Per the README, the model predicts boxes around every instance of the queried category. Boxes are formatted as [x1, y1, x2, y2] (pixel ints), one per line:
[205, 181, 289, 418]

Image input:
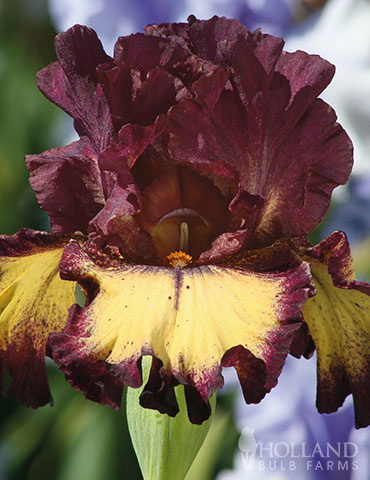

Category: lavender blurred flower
[324, 175, 370, 246]
[218, 356, 370, 480]
[48, 0, 297, 52]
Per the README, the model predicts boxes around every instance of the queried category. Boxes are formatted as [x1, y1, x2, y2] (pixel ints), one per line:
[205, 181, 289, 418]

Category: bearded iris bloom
[0, 16, 369, 428]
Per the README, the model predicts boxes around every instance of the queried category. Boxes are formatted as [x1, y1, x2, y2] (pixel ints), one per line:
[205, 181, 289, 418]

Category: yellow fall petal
[303, 258, 370, 427]
[0, 233, 75, 407]
[51, 241, 311, 417]
[296, 231, 370, 428]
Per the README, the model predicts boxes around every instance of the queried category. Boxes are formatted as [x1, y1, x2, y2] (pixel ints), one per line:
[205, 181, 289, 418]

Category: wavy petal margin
[166, 16, 353, 247]
[49, 241, 313, 423]
[26, 138, 105, 234]
[0, 229, 75, 407]
[296, 231, 370, 428]
[37, 25, 113, 152]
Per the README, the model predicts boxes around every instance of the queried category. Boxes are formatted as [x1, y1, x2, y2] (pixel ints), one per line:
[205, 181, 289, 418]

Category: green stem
[126, 356, 216, 480]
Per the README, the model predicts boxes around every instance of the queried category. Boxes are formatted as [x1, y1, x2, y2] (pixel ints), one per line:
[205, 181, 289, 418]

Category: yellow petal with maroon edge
[0, 229, 75, 407]
[50, 241, 313, 424]
[296, 231, 370, 428]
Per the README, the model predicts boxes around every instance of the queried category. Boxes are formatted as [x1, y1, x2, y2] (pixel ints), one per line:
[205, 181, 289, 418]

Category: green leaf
[127, 356, 216, 480]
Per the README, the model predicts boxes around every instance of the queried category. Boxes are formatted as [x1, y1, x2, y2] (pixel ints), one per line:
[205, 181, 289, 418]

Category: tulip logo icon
[239, 426, 258, 471]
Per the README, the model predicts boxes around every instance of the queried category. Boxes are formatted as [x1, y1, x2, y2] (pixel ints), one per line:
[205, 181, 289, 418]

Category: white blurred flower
[285, 0, 370, 175]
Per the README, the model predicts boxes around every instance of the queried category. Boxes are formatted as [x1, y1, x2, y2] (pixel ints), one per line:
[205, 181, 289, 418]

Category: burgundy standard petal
[253, 99, 353, 245]
[88, 117, 166, 260]
[89, 148, 156, 260]
[97, 62, 181, 130]
[275, 50, 335, 126]
[113, 33, 187, 76]
[26, 138, 105, 234]
[89, 182, 156, 261]
[37, 25, 113, 151]
[187, 15, 249, 61]
[168, 45, 353, 247]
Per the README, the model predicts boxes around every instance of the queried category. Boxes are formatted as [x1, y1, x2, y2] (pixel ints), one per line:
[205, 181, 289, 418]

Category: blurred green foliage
[1, 365, 142, 480]
[0, 363, 238, 480]
[0, 0, 60, 234]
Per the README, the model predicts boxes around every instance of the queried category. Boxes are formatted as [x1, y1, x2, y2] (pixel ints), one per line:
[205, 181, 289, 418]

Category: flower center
[135, 166, 231, 263]
[166, 250, 192, 268]
[150, 210, 214, 259]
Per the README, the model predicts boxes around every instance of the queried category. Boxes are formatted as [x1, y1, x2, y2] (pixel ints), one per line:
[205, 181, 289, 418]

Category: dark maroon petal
[216, 34, 283, 105]
[191, 67, 229, 110]
[37, 25, 113, 151]
[144, 21, 190, 40]
[197, 229, 249, 264]
[222, 346, 269, 403]
[89, 182, 156, 260]
[168, 90, 240, 179]
[89, 131, 166, 260]
[4, 347, 52, 408]
[0, 228, 67, 255]
[98, 146, 138, 198]
[168, 60, 352, 246]
[97, 62, 181, 130]
[253, 99, 353, 245]
[50, 305, 124, 409]
[187, 16, 248, 62]
[275, 50, 335, 127]
[139, 357, 180, 417]
[184, 385, 212, 425]
[0, 229, 75, 408]
[114, 33, 187, 76]
[171, 17, 284, 82]
[289, 321, 315, 359]
[117, 115, 167, 169]
[26, 138, 105, 234]
[242, 29, 285, 76]
[166, 20, 350, 248]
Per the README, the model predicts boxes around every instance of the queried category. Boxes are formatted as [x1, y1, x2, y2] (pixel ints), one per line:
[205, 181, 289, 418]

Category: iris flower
[0, 16, 368, 427]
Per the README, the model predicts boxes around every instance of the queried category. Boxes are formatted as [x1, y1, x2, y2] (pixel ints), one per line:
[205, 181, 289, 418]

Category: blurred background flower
[217, 356, 370, 480]
[0, 0, 369, 478]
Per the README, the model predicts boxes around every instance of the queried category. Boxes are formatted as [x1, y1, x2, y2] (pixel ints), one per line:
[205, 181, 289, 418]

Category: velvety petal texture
[49, 240, 313, 423]
[28, 17, 353, 258]
[14, 17, 367, 427]
[26, 138, 105, 234]
[37, 25, 113, 152]
[0, 229, 75, 407]
[296, 232, 370, 428]
[166, 18, 353, 248]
